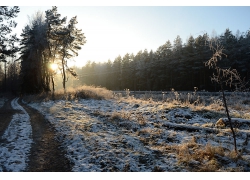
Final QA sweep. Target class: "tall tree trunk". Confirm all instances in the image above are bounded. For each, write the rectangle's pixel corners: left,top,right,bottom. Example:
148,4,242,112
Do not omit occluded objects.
51,75,55,100
62,55,66,93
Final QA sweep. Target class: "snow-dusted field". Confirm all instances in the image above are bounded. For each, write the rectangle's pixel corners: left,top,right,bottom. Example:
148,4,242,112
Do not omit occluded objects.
27,94,250,172
0,98,32,172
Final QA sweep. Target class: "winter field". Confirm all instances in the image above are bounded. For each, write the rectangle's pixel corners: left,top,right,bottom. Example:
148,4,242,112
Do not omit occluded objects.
23,86,250,172
1,86,250,172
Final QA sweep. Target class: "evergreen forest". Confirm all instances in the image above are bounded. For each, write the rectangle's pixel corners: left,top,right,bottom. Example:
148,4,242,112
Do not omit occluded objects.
1,6,250,93
75,29,250,92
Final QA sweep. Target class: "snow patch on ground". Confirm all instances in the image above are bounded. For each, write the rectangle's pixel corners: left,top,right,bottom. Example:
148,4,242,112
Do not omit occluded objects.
29,99,184,171
27,97,250,171
0,98,32,172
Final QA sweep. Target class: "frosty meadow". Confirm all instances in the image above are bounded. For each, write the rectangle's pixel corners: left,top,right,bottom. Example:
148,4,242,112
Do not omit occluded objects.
1,85,250,172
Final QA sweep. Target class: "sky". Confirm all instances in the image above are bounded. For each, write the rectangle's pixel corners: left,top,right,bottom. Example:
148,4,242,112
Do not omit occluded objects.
5,1,250,67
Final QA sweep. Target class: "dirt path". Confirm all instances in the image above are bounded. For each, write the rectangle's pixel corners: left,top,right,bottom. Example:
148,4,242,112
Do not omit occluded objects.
0,96,72,172
0,97,19,140
18,99,72,172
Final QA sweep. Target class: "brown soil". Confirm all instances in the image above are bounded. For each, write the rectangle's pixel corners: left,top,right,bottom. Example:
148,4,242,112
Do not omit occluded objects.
19,99,72,172
0,97,20,141
0,96,72,172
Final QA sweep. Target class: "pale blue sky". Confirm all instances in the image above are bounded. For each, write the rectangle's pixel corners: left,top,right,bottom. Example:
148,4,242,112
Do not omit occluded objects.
9,4,250,67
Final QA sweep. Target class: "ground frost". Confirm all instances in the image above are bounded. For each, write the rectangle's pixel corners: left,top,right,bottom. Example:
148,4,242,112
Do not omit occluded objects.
0,98,32,172
28,97,250,171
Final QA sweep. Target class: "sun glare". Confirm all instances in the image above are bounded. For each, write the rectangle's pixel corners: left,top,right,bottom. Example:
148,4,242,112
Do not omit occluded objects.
50,63,58,72
70,24,143,67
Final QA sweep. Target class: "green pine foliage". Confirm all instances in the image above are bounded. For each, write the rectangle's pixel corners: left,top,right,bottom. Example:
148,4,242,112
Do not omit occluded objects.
78,29,250,92
2,6,250,93
19,6,86,93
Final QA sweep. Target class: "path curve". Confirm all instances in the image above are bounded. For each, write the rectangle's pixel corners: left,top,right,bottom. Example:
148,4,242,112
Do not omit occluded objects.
0,96,72,172
0,97,32,171
19,99,72,172
0,97,19,139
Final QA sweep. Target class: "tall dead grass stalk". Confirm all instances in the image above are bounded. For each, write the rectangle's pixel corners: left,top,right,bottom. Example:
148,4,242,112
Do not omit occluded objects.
23,85,114,103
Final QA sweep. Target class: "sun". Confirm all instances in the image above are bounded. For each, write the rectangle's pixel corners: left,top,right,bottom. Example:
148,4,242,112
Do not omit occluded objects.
49,63,59,72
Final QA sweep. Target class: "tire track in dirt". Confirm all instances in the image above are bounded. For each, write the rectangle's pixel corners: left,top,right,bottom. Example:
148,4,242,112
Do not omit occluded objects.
19,99,72,172
0,97,21,140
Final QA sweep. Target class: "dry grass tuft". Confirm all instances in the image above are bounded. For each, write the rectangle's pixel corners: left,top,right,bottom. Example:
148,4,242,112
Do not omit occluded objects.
110,111,122,121
243,113,250,119
232,103,243,111
22,85,114,103
177,140,248,172
228,150,242,161
65,85,114,100
206,102,224,111
176,140,230,172
215,118,226,128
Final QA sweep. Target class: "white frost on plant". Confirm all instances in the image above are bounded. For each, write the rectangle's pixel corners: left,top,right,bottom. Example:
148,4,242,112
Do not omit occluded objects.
29,99,186,171
0,98,33,172
28,97,250,172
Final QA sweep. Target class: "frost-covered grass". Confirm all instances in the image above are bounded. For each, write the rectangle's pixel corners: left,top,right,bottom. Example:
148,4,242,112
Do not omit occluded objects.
23,85,114,103
0,98,32,172
26,88,250,172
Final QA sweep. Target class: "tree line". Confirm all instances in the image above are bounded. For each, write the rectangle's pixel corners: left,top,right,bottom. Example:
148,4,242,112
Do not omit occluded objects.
0,6,86,94
19,6,86,94
0,6,20,93
77,29,250,91
1,6,250,93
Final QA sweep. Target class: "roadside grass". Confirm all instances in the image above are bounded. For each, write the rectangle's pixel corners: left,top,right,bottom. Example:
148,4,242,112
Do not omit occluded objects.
105,110,249,171
176,138,223,171
160,138,247,172
121,89,250,120
23,86,250,171
22,86,250,120
23,85,114,103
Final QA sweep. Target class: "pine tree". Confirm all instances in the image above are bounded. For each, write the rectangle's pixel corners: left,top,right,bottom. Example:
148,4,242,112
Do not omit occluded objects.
0,6,20,60
105,59,113,89
19,11,48,93
0,6,19,91
112,55,122,90
172,35,184,90
121,53,131,90
45,6,67,94
55,15,86,92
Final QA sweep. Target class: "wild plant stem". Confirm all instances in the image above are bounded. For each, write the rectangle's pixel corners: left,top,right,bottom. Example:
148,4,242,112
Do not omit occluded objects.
221,87,237,152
